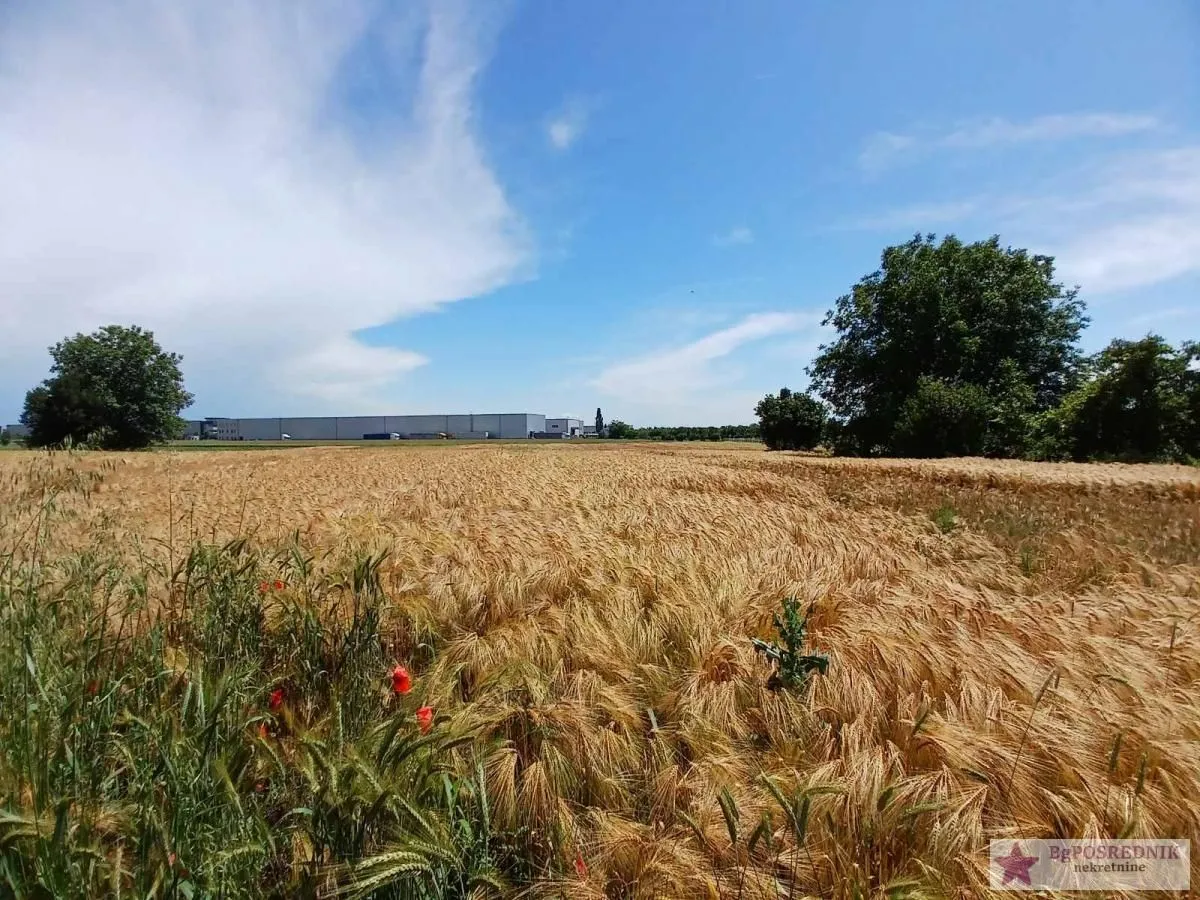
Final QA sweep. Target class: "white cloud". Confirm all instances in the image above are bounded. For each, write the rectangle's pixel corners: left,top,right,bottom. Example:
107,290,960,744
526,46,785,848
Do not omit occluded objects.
942,113,1160,148
712,226,754,247
0,0,531,417
844,144,1200,295
546,100,588,150
281,337,429,405
1048,148,1200,293
860,112,1159,171
591,312,819,423
837,200,980,232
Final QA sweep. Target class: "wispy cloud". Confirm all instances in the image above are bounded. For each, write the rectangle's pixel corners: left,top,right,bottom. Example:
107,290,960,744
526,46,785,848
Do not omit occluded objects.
842,143,1200,296
712,226,754,247
592,311,816,406
0,0,529,417
1037,147,1200,293
861,112,1160,171
836,200,980,232
1126,306,1193,329
546,99,588,150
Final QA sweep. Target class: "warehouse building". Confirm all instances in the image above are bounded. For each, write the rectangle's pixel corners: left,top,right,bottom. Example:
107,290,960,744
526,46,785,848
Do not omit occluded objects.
183,413,547,441
545,417,584,437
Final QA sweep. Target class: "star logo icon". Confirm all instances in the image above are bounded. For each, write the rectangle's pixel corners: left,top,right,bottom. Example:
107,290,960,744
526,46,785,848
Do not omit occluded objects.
995,842,1039,886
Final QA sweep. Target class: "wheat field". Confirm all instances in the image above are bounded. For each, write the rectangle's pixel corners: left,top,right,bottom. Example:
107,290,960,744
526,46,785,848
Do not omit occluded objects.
1,442,1197,898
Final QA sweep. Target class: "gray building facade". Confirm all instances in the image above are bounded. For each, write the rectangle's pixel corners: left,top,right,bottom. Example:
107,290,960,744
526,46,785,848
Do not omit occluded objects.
182,413,547,441
546,417,584,436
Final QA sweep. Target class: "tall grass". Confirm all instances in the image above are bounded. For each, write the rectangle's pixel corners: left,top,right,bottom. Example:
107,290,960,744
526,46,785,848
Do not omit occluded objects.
0,445,1197,898
0,455,500,898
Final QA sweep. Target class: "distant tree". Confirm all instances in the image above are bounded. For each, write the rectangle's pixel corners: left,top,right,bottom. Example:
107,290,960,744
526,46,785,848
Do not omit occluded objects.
0,429,9,447
606,419,635,439
754,388,827,451
595,407,605,435
809,234,1087,457
1035,336,1198,462
20,325,193,450
598,422,759,442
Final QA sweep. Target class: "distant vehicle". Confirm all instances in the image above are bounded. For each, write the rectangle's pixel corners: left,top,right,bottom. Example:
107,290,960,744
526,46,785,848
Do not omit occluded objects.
363,432,401,440
281,433,291,440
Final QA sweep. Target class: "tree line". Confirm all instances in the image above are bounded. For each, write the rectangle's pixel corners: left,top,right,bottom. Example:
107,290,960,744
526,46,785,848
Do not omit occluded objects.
604,422,760,442
756,234,1199,463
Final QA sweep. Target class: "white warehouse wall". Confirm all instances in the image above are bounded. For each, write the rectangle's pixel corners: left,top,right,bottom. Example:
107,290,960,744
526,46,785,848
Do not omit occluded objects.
189,413,547,439
281,417,337,440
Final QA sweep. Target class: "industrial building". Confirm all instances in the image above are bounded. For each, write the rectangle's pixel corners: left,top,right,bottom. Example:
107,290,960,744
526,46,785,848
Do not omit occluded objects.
545,417,584,437
182,413,547,441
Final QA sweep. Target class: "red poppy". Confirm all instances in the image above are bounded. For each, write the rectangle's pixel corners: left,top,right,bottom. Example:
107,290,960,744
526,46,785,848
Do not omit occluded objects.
259,581,271,594
85,679,100,696
391,665,412,696
269,687,284,711
273,579,285,591
416,705,434,734
574,853,588,878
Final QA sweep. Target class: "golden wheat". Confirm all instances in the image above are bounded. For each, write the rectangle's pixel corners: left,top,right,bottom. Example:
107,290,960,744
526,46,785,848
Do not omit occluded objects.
1,443,1197,898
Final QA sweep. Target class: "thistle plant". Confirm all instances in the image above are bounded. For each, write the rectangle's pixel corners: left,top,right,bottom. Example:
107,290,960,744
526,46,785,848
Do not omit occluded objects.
752,597,829,690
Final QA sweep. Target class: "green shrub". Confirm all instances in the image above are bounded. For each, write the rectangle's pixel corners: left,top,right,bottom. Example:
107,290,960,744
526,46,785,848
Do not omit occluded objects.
892,378,991,458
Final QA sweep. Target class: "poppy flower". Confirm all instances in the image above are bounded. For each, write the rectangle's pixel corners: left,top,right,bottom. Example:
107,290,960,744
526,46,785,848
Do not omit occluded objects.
269,687,284,711
391,665,412,695
273,579,285,591
259,581,271,594
574,853,588,878
416,705,434,734
85,679,100,696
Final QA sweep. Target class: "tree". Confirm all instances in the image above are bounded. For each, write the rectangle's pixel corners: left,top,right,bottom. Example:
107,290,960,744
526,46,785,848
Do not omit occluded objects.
595,407,605,435
1036,336,1198,462
0,429,9,447
20,325,193,450
754,387,827,451
892,378,990,457
808,234,1087,457
1185,341,1200,457
606,420,635,439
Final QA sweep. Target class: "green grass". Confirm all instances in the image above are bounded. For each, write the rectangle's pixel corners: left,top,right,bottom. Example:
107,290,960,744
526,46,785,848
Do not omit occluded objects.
930,504,958,533
0,468,506,898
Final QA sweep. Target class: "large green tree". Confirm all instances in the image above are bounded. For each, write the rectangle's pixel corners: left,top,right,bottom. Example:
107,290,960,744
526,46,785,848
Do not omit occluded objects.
754,388,827,451
1036,336,1199,462
808,234,1087,457
20,325,193,450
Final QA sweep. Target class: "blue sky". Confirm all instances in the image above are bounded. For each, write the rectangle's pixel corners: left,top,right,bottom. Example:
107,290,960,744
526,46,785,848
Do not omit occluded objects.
2,0,1198,426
